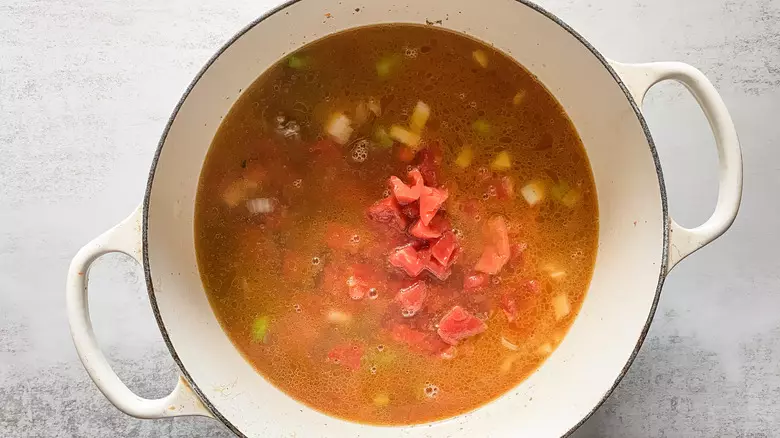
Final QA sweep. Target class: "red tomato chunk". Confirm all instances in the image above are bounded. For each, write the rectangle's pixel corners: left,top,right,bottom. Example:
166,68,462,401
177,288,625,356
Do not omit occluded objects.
327,343,364,371
431,231,459,266
474,216,511,275
437,306,487,345
419,186,449,226
463,272,489,290
396,281,428,317
367,196,408,231
388,245,425,277
389,324,448,355
409,215,450,239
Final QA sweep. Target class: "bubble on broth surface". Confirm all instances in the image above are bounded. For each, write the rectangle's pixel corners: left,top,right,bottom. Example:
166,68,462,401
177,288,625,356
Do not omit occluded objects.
424,384,439,398
351,139,369,163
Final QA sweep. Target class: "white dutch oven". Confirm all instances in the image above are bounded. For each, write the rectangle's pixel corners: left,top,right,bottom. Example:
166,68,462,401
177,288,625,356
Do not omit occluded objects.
66,0,743,436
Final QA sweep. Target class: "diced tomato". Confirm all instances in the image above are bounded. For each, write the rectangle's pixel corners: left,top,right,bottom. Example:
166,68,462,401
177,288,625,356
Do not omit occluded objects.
345,263,383,300
419,186,449,226
436,306,487,345
388,245,425,277
397,145,416,162
367,196,408,231
389,175,422,205
418,142,443,186
501,293,519,323
408,214,450,239
508,242,527,269
494,176,516,200
401,203,420,220
408,168,425,187
501,280,541,323
425,256,452,281
396,281,428,317
346,275,370,300
389,324,448,355
474,216,511,275
463,272,489,290
430,231,459,266
327,343,364,371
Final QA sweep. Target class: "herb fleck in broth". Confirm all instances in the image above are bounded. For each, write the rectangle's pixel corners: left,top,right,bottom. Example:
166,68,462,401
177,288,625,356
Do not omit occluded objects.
195,24,598,425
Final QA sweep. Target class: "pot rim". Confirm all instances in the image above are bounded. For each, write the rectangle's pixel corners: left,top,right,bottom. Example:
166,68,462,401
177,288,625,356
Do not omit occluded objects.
141,0,669,436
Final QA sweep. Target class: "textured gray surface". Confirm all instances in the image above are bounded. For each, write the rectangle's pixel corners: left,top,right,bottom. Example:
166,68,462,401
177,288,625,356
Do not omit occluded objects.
0,0,777,436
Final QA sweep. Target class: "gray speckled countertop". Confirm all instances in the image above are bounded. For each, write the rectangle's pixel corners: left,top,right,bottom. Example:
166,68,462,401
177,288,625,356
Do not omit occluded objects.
1,0,778,436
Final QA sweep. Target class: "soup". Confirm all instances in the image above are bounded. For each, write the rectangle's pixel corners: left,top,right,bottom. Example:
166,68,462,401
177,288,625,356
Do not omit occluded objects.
195,24,598,425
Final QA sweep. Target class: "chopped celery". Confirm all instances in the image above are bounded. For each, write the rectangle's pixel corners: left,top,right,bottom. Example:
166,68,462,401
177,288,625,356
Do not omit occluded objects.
472,119,490,135
455,145,473,168
551,181,581,207
389,125,421,149
251,315,270,343
287,55,309,70
409,101,430,133
373,126,394,148
472,49,489,68
491,151,512,171
513,90,527,106
376,54,401,79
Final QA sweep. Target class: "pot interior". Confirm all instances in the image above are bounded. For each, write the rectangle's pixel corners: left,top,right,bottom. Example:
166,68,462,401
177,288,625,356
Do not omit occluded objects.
144,0,666,436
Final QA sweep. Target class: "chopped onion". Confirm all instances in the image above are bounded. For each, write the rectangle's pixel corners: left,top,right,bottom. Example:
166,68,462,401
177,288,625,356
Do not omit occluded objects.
326,112,353,145
513,90,527,106
500,336,519,351
455,145,473,168
222,179,258,208
246,198,275,214
409,101,430,133
373,393,390,407
543,264,567,280
389,125,421,148
326,309,352,325
500,354,518,373
491,151,512,171
520,181,545,206
472,49,489,68
552,294,571,320
537,343,553,355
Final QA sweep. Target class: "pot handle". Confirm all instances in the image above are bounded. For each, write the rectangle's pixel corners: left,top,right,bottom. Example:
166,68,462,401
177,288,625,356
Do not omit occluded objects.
66,204,213,419
609,60,743,274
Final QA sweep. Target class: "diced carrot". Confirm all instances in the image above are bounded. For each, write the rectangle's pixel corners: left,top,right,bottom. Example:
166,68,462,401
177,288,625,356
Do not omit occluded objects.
397,145,416,162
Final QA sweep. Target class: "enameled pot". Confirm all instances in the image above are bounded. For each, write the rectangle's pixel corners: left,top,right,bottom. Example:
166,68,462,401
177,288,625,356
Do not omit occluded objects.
66,0,743,436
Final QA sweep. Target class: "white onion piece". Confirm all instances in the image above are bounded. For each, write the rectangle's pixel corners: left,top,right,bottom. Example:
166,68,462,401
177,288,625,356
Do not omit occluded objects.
326,309,352,325
246,198,275,214
409,101,430,133
537,343,553,355
552,294,571,320
500,336,519,351
326,113,353,145
521,181,545,206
